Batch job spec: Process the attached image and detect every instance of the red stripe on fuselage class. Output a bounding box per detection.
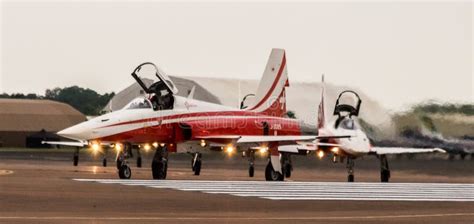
[99,110,268,129]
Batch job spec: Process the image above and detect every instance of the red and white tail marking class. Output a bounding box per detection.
[247,48,289,117]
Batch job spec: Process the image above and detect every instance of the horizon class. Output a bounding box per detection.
[1,1,472,110]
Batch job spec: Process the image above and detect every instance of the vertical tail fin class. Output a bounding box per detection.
[247,48,289,117]
[317,75,326,129]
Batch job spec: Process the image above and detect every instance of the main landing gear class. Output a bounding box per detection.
[380,155,391,182]
[152,145,168,179]
[281,153,293,178]
[346,157,355,182]
[248,150,255,177]
[191,152,202,176]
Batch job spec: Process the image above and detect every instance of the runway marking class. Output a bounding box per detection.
[74,179,474,202]
[1,213,474,221]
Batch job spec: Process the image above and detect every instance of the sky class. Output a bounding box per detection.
[1,0,472,110]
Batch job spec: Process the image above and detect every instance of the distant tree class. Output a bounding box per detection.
[45,86,115,116]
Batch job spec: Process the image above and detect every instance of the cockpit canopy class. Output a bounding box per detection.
[131,62,179,95]
[333,90,362,117]
[124,97,152,110]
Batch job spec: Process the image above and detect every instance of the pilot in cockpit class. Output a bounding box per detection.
[148,81,174,111]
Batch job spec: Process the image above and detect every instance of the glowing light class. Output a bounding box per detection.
[143,144,151,151]
[200,140,207,147]
[317,150,325,159]
[259,147,268,155]
[331,147,339,154]
[226,145,235,154]
[160,143,166,147]
[90,141,101,154]
[152,142,159,148]
[114,143,122,152]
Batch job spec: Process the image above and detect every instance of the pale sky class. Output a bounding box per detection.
[1,0,472,110]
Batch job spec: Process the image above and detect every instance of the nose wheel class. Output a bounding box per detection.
[116,143,132,179]
[118,164,131,179]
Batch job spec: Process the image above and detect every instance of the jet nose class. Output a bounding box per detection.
[57,123,91,141]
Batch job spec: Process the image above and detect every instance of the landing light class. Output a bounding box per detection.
[152,142,159,148]
[226,145,235,154]
[143,144,151,151]
[114,143,122,152]
[200,140,207,147]
[317,150,325,159]
[331,147,339,154]
[259,147,268,155]
[91,141,101,154]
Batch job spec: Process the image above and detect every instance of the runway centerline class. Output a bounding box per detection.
[74,179,474,202]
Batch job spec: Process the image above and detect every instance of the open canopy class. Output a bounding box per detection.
[131,62,178,95]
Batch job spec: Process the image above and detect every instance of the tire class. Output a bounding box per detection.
[73,155,79,166]
[284,164,292,178]
[381,170,390,182]
[348,174,354,182]
[137,157,142,168]
[118,165,131,179]
[102,158,107,167]
[249,166,254,177]
[193,160,201,176]
[151,159,167,179]
[265,162,284,181]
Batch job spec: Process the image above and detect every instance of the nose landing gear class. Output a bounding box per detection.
[116,143,132,179]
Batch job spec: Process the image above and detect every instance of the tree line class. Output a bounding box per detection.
[0,86,115,116]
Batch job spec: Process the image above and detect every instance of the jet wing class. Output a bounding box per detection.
[196,135,352,144]
[372,147,446,155]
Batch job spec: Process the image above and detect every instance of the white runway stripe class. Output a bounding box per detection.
[74,179,474,202]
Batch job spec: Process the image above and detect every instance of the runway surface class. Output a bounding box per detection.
[75,179,474,202]
[1,152,474,223]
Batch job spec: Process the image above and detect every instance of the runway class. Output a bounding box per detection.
[75,179,474,202]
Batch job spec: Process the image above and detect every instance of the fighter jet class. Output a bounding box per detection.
[282,76,446,182]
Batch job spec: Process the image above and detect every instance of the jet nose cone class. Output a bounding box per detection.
[57,123,90,141]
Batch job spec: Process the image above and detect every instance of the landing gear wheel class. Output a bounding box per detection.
[348,174,354,182]
[379,155,390,183]
[249,165,254,177]
[193,160,201,176]
[151,159,167,179]
[73,155,79,166]
[102,158,107,167]
[283,164,292,178]
[152,146,168,179]
[137,157,142,168]
[265,162,284,181]
[381,170,390,182]
[118,164,131,179]
[191,152,202,175]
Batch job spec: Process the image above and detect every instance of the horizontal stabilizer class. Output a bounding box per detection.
[372,147,446,155]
